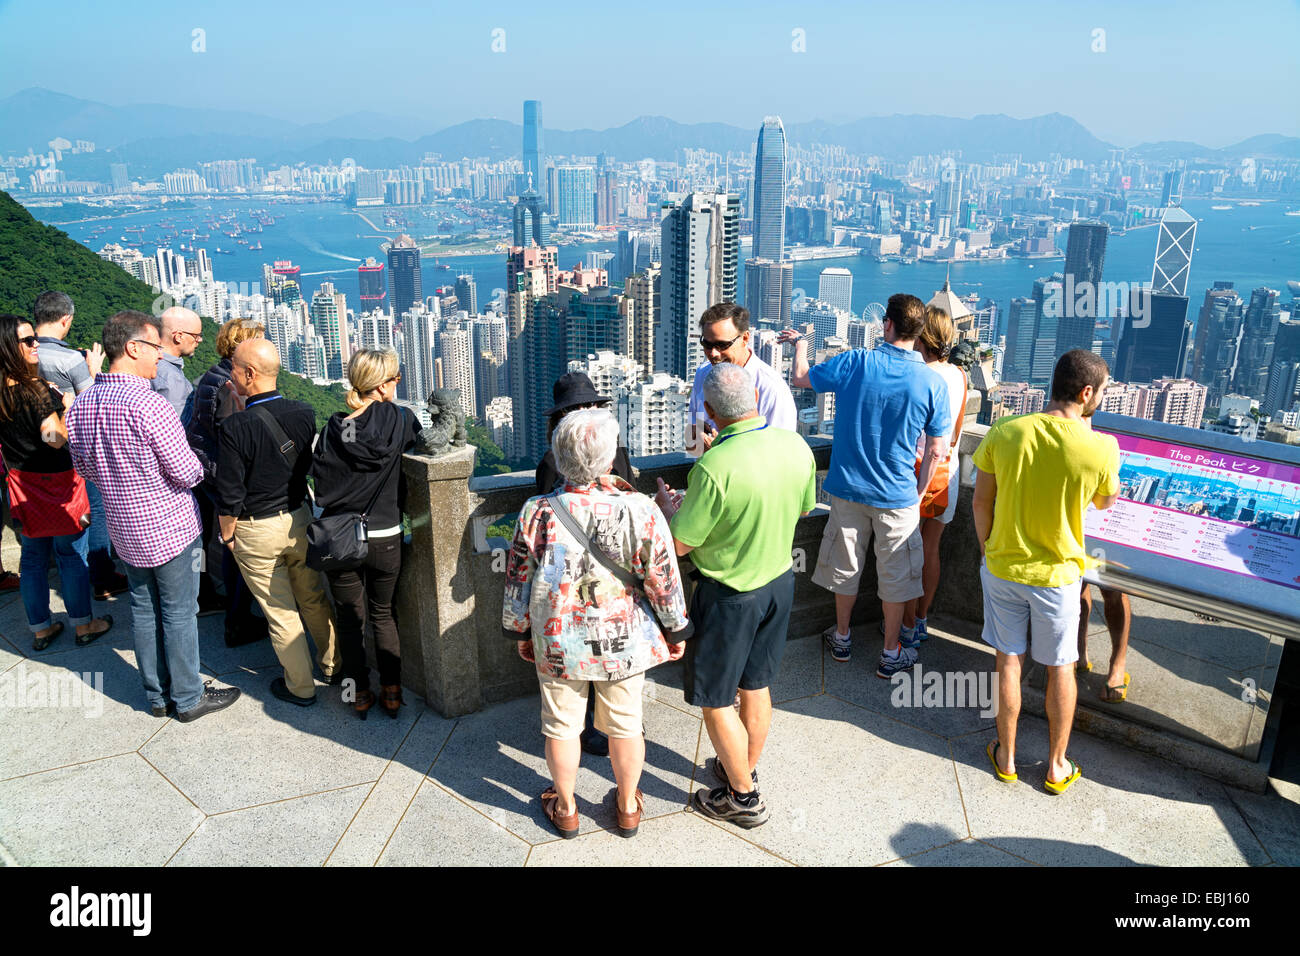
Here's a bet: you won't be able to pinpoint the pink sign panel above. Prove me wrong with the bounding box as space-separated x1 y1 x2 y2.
1086 432 1300 592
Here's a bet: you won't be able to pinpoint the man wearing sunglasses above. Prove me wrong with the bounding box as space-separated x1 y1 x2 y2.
153 306 203 419
685 303 796 455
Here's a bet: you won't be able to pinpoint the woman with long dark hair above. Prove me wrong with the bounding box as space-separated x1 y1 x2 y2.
0 314 112 650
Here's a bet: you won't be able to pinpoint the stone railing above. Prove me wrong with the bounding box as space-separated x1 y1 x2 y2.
394 422 990 717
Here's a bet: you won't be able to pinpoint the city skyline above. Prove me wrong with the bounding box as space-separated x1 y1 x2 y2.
0 1 1297 147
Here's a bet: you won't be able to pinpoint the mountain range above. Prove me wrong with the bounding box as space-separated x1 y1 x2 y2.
4 87 1298 181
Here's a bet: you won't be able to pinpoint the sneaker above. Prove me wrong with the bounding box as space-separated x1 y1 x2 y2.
176 683 242 723
711 755 758 790
822 625 851 663
914 617 930 643
882 619 923 649
876 645 919 680
692 785 770 829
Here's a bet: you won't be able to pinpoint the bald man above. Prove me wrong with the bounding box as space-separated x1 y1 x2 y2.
217 339 341 705
154 306 203 417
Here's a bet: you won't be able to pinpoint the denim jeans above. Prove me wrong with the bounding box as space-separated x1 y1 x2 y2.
124 536 204 712
85 479 117 589
18 528 93 633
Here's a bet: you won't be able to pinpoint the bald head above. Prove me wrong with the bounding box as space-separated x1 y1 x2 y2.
231 338 282 397
160 306 203 358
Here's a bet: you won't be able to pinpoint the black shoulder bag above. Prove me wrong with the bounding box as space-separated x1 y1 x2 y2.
305 425 402 573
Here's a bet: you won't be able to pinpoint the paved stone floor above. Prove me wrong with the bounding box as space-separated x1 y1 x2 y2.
0 572 1297 866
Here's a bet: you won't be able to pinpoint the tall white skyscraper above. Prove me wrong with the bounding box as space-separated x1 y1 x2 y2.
1151 206 1197 298
399 304 436 403
358 310 394 350
309 281 350 380
818 267 853 314
436 322 476 419
659 191 740 378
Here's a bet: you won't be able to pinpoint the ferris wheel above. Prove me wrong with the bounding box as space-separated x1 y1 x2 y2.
863 302 886 322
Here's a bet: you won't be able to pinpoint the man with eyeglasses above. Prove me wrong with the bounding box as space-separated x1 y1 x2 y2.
67 311 241 723
153 306 203 418
685 303 796 455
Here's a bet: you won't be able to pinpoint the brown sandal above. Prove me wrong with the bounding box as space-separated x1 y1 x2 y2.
541 788 579 839
379 684 404 719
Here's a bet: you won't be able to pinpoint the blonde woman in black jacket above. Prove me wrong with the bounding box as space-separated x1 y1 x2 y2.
311 349 421 719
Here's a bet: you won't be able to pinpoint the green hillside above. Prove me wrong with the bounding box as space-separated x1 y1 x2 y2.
0 190 347 427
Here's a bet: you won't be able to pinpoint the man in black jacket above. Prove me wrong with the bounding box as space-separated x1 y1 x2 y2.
217 339 341 705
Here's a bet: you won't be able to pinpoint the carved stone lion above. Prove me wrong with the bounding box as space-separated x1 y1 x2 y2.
949 339 979 372
420 388 468 455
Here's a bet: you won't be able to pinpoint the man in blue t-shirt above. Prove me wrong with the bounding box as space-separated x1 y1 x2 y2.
781 293 951 677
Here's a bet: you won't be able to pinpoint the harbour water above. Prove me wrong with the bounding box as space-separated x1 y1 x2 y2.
33 197 1300 324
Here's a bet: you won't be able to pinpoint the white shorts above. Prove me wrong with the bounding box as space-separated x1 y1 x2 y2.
980 562 1081 667
936 468 960 526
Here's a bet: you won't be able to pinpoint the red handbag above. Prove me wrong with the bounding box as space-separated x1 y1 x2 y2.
6 468 91 538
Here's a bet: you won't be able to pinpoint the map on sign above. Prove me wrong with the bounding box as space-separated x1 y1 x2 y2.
1085 432 1300 594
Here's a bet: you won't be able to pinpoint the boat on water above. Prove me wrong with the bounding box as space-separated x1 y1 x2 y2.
1285 210 1300 217
1211 204 1232 210
251 241 263 251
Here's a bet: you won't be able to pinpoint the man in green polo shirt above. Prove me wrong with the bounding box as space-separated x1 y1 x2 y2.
655 361 816 828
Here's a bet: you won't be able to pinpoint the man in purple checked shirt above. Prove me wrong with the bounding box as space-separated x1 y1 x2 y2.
67 310 241 723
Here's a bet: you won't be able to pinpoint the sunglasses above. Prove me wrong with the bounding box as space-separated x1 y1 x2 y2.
700 332 743 352
131 339 164 354
18 335 39 347
176 329 204 342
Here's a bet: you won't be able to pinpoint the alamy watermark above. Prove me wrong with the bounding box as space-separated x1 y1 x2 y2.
890 663 998 718
0 663 105 718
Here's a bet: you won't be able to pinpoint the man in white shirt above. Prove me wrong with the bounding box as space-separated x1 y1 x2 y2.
686 303 797 454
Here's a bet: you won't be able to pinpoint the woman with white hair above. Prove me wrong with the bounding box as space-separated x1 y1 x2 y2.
503 408 692 840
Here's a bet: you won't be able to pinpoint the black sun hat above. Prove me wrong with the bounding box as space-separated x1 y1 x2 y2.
544 371 612 416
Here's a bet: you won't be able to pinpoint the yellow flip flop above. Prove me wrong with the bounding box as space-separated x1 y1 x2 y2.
987 740 1017 782
1099 673 1130 703
1044 759 1082 795
1075 660 1092 674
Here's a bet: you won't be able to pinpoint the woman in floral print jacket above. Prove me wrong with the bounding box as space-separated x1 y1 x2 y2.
503 408 692 840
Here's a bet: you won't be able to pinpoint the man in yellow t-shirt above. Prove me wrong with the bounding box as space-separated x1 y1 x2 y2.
972 350 1120 796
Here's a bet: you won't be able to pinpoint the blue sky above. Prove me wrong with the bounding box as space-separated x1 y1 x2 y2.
1 0 1297 146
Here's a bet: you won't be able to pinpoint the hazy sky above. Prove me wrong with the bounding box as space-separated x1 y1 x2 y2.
2 0 1297 147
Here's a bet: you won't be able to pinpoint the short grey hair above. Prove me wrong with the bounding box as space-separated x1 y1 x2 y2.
552 408 619 485
702 362 756 420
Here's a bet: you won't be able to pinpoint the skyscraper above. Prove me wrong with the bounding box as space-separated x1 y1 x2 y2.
818 267 853 314
1161 167 1183 207
555 165 596 228
506 245 559 462
1115 290 1192 384
1191 283 1244 404
436 322 476 419
358 257 386 312
309 281 350 380
751 116 787 262
387 234 422 325
625 267 660 377
1234 287 1282 400
1003 296 1038 382
745 258 792 329
110 163 129 193
1262 318 1300 415
523 100 544 190
512 188 551 247
398 303 435 403
454 274 478 315
1030 273 1066 386
596 171 618 225
659 191 741 378
1151 206 1197 297
1056 221 1108 355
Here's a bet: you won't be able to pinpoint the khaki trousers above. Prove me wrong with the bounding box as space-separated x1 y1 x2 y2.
231 505 341 698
